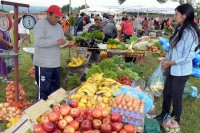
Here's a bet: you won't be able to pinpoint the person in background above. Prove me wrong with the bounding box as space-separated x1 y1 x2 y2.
83 16 92 32
155 3 200 125
120 16 134 42
0 29 13 82
133 15 139 37
88 17 103 32
18 12 30 48
75 12 86 35
33 5 67 100
143 17 149 36
103 19 118 43
101 13 110 29
90 13 95 24
88 17 103 63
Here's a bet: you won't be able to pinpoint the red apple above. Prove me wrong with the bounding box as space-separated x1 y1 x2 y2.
70 108 81 118
111 113 120 122
101 109 109 118
40 114 50 124
52 128 62 133
100 124 111 133
52 105 60 113
119 129 128 133
86 108 93 115
34 124 44 133
111 122 123 132
60 105 71 116
124 124 136 133
92 119 102 129
49 111 60 122
85 114 94 121
64 115 74 123
57 119 68 129
69 120 79 130
117 115 122 123
63 125 75 133
111 132 118 133
83 130 95 133
59 114 64 120
92 109 102 119
43 121 55 132
102 117 111 124
93 129 101 133
81 120 92 131
69 100 78 108
75 116 84 123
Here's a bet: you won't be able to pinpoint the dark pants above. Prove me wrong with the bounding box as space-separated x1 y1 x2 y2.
35 66 60 100
161 75 189 123
124 33 132 42
103 34 112 43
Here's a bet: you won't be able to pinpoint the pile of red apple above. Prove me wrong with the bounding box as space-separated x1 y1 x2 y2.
33 104 137 133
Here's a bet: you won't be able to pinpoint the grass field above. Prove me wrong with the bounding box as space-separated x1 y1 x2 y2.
0 32 200 132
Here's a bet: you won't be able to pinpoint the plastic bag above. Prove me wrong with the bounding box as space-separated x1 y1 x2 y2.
192 66 200 78
133 41 148 51
193 54 200 64
148 64 165 97
144 116 160 133
162 114 180 133
158 37 170 52
183 82 198 98
114 85 154 113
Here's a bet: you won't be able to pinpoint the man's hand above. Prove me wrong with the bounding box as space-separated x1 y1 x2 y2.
57 39 66 46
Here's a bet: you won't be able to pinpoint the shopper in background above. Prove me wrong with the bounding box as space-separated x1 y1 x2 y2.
103 19 118 43
75 12 86 35
33 5 66 100
83 16 92 32
101 13 110 29
133 15 139 37
120 16 134 42
155 3 200 125
0 29 13 82
18 12 30 48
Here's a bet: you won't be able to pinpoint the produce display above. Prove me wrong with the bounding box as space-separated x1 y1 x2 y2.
75 31 104 48
112 93 145 127
70 73 122 112
33 104 137 133
86 56 142 82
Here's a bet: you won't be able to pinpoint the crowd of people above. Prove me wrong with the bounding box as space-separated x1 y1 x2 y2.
1 4 200 130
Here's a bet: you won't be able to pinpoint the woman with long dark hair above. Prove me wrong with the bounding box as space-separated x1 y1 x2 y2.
155 3 200 125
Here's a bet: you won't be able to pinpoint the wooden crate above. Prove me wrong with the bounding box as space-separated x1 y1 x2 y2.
4 114 34 133
48 88 68 103
24 100 50 123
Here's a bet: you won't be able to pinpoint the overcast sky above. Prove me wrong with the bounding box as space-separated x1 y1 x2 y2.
3 0 120 7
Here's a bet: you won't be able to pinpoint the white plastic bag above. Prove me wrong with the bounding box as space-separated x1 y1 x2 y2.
148 64 165 97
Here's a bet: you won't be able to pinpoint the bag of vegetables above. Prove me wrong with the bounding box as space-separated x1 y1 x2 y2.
148 64 165 97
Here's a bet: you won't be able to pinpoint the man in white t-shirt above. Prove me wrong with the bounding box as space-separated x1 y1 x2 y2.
18 13 30 47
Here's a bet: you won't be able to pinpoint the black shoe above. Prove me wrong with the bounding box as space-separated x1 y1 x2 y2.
154 114 165 122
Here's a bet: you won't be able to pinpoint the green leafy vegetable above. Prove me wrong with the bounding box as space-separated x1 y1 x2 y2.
103 71 118 80
67 73 81 90
86 64 103 79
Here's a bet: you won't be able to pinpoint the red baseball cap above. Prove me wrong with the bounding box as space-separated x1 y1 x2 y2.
45 5 64 17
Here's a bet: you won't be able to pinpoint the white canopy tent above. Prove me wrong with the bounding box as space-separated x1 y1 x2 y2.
110 0 180 14
79 6 121 15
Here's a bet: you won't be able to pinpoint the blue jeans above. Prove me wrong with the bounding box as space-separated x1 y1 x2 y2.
35 66 60 100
